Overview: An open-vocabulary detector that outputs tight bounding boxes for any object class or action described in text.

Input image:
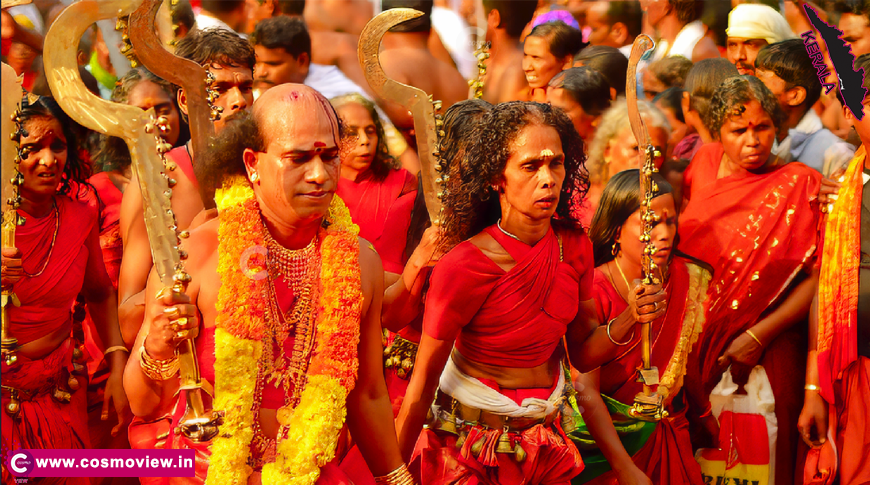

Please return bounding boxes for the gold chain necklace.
[251,229,322,469]
[23,198,59,278]
[613,257,633,303]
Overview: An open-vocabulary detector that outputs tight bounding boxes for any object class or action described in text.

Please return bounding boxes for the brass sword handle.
[359,9,443,224]
[129,0,216,209]
[625,34,667,423]
[44,0,222,441]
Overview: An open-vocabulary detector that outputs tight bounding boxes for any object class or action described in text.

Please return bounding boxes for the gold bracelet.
[805,384,821,392]
[374,464,415,485]
[606,318,634,346]
[139,345,179,381]
[745,329,763,347]
[104,345,129,356]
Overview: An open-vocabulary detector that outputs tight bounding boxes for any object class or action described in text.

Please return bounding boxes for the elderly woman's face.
[336,101,379,176]
[499,123,566,222]
[605,122,668,179]
[18,115,68,201]
[719,99,776,171]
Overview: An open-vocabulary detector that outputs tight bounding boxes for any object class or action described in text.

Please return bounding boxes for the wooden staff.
[625,34,667,422]
[44,0,221,442]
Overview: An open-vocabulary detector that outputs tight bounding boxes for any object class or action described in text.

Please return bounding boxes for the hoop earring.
[611,242,619,257]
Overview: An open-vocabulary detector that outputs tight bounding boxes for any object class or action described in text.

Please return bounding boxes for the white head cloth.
[726,4,796,44]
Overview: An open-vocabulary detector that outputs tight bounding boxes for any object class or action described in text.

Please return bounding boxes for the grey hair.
[586,97,671,184]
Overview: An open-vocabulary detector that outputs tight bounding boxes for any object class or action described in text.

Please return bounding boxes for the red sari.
[337,168,416,274]
[576,257,708,485]
[1,195,96,485]
[678,144,821,483]
[411,225,593,485]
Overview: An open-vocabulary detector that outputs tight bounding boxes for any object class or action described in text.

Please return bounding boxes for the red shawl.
[424,225,594,368]
[679,143,821,398]
[8,196,96,345]
[337,168,416,274]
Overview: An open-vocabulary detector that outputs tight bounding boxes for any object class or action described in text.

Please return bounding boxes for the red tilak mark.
[288,91,300,100]
[314,141,327,147]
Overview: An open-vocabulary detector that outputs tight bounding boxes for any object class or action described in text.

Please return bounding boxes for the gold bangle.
[606,318,635,346]
[805,384,821,392]
[745,329,763,347]
[139,345,179,381]
[104,345,129,356]
[374,464,415,485]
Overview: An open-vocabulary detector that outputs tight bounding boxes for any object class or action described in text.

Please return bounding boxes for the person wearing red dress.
[396,102,665,485]
[570,169,707,485]
[679,76,822,485]
[331,93,417,276]
[1,95,127,485]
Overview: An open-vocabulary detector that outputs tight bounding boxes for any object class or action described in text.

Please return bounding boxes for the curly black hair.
[440,101,589,249]
[704,75,784,139]
[16,95,88,197]
[407,99,492,257]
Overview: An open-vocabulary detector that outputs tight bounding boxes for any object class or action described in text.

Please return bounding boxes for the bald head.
[252,84,340,146]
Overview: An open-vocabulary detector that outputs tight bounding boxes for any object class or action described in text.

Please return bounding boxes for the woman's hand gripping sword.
[44,0,222,442]
[626,34,668,422]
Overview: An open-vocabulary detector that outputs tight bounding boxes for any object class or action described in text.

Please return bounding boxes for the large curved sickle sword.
[129,0,216,209]
[1,62,23,367]
[44,0,222,442]
[625,34,667,423]
[359,9,443,224]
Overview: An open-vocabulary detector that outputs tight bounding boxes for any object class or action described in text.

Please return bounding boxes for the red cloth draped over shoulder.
[678,143,821,399]
[423,224,594,368]
[587,258,705,485]
[8,195,96,346]
[337,168,416,274]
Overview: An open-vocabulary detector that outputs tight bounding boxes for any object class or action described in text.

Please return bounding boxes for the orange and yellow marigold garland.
[206,177,362,485]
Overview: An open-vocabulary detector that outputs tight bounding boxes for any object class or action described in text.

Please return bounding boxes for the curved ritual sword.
[1,62,23,367]
[44,0,222,442]
[625,34,667,423]
[129,0,217,209]
[359,9,443,224]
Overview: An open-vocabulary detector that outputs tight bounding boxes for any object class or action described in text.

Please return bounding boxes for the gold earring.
[250,172,259,183]
[611,242,619,256]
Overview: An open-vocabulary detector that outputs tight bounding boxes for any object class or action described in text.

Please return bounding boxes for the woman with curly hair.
[1,95,127,485]
[396,101,663,485]
[571,170,708,485]
[679,76,821,485]
[331,93,418,276]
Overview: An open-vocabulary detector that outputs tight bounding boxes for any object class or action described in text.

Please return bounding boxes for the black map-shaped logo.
[803,4,866,120]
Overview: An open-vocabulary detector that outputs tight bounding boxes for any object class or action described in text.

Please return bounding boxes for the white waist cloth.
[438,357,565,420]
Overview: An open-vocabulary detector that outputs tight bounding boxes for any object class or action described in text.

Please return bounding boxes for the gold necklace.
[23,198,59,278]
[251,229,322,469]
[613,257,633,302]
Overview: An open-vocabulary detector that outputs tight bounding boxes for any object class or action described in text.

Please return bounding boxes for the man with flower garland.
[124,84,411,485]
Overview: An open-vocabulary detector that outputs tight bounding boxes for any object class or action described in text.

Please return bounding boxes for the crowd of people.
[1,0,868,484]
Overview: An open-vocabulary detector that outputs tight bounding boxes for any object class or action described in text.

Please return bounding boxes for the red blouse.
[424,225,594,368]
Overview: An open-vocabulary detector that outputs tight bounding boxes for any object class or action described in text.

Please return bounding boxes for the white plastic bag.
[696,365,778,485]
